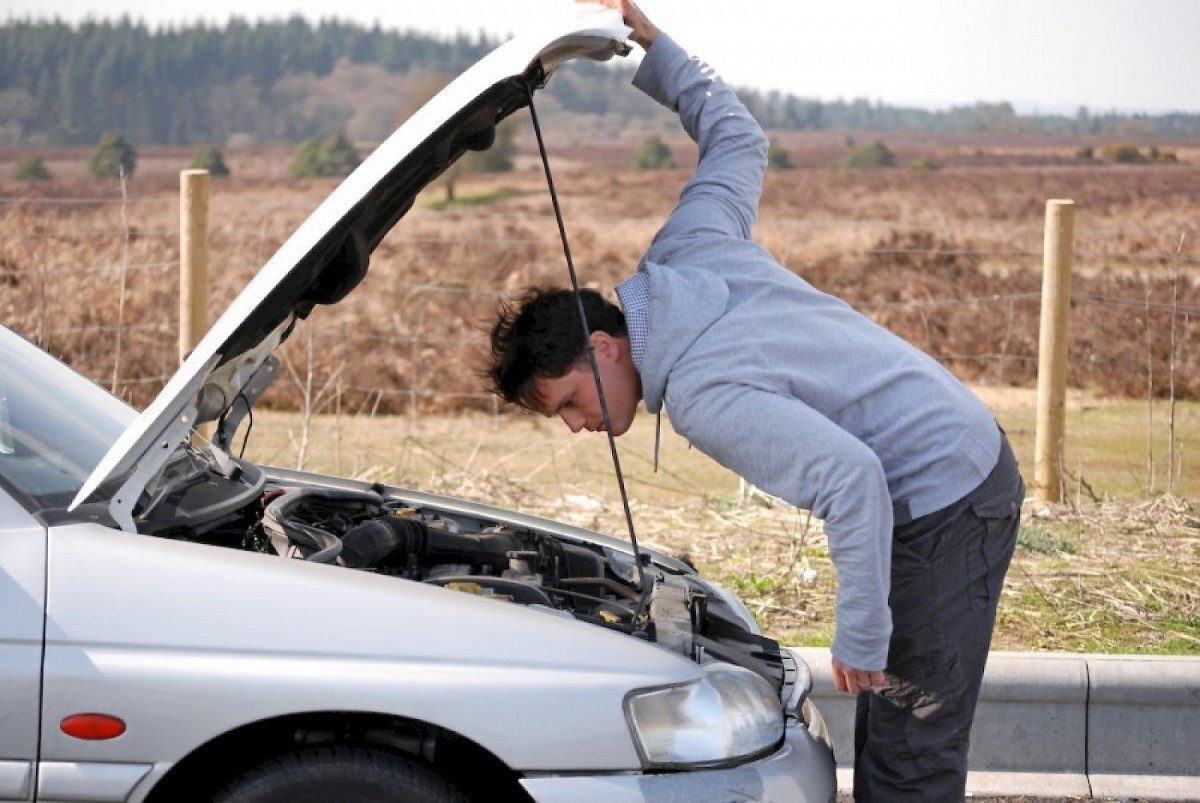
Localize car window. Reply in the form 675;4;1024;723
0;329;134;512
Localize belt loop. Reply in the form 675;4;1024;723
892;498;912;527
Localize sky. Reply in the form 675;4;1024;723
3;0;1199;114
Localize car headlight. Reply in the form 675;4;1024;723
624;663;784;769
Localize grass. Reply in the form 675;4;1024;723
1017;525;1077;555
424;186;528;211
242;388;1200;656
1;150;1196;655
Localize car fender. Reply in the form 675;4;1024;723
42;523;700;773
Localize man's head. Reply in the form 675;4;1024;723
485;286;642;435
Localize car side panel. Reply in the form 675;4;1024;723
41;523;699;775
0;490;44;803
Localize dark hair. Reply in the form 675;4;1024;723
485;286;626;408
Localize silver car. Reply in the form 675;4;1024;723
0;9;836;803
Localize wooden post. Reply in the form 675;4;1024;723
179;169;209;365
1034;199;1075;502
180;169;210;443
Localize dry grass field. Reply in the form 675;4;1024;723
1;131;1197;654
241;389;1200;657
2;133;1197;410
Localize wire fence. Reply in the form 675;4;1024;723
0;189;1196;499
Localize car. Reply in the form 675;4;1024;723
0;8;836;803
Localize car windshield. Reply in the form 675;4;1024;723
0;328;135;512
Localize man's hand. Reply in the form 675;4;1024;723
831;657;887;695
577;0;660;49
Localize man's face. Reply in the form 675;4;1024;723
531;332;641;436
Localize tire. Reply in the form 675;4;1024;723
213;745;466;803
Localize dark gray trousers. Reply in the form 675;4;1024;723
853;433;1024;802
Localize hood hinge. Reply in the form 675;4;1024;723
107;406;198;533
214;355;280;455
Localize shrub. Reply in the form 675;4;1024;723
909;157;939;171
290;130;361;178
1017;525;1076;555
189;143;230;177
767;139;794;169
1100;143;1145;164
633;135;674;169
837;140;895;169
1144;145;1179;163
88;130;136;179
439;118;518;202
1074;146;1094;160
12;155;50;181
471;120;516;173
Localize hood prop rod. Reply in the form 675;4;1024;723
525;86;650;618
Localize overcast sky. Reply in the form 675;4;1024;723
4;0;1198;114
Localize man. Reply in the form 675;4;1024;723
485;1;1024;799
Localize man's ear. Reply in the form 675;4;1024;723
589;330;619;362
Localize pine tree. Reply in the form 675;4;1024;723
189;143;230;177
633;135;674;169
88;130;136;178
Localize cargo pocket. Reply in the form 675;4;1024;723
967;496;1021;612
880;641;970;776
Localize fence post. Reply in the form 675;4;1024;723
180;169;210;443
180;169;209;365
1033;199;1075;503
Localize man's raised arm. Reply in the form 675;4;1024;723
587;0;768;246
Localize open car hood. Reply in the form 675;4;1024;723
70;8;631;527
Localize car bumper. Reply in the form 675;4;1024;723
519;721;836;803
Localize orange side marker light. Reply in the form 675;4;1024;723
61;714;126;740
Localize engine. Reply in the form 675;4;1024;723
243;485;786;693
256;487;663;633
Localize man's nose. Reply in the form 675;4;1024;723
561;410;585;433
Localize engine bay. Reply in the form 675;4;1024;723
187;481;788;694
261;486;651;632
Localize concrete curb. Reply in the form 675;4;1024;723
791;648;1200;801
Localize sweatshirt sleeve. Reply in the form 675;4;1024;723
632;35;768;247
670;380;894;671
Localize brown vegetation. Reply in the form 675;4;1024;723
2;138;1197;657
0;136;1197;415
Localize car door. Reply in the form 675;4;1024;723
0;486;45;802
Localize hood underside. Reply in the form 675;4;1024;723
71;9;632;520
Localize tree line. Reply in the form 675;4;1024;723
2;17;1197;147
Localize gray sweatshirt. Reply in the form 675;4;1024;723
617;35;1001;671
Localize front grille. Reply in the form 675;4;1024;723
777;648;811;720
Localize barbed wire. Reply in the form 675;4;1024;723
2;241;1194;278
16;228;178;239
855;293;1042;310
1073;292;1200;317
340;386;494;401
2;194;1194;417
7;197;1195;260
4;192;1193;229
81;373;174;387
0;197;167;206
39;322;173;338
0;260;178;279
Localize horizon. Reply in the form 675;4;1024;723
1;1;1198;117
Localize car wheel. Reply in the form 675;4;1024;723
213;745;466;803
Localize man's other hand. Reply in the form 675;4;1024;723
577;0;660;49
831;657;887;695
